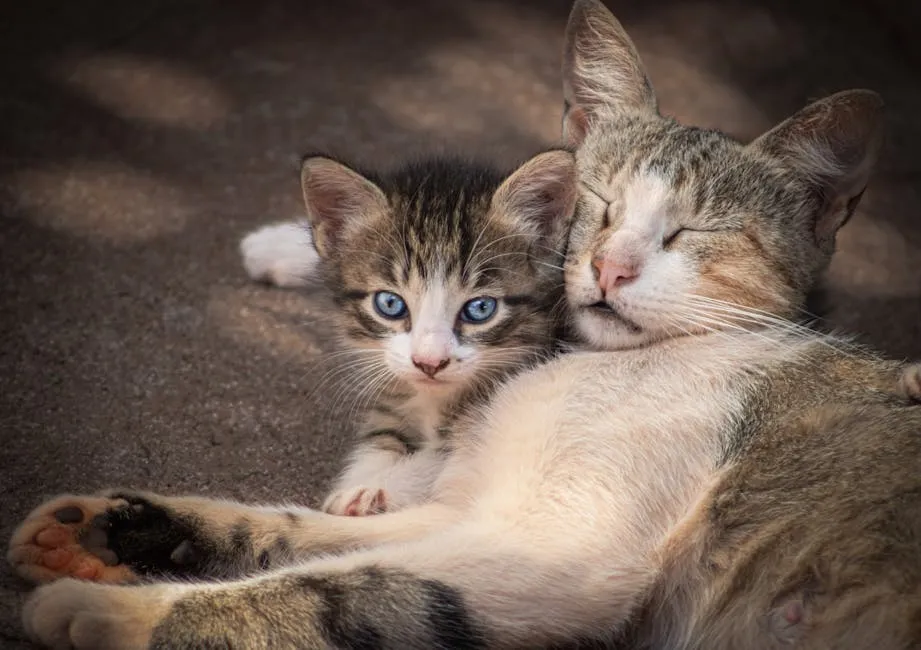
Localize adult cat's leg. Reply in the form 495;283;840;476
8;491;456;584
23;526;651;649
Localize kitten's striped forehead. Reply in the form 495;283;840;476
379;162;528;288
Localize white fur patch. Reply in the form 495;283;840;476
240;221;319;288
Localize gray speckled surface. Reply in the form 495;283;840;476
2;1;920;647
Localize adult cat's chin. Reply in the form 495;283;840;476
574;306;653;351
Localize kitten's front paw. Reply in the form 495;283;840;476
24;579;178;649
323;486;389;516
8;494;139;584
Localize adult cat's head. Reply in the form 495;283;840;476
561;0;884;351
300;152;576;398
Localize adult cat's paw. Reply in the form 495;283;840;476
9;490;207;584
23;579;179;649
323;486;388;516
8;494;139;584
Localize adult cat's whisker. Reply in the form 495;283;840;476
470;267;531;280
535;261;565;272
337;248;396;264
529;242;566;257
463;222;494;276
682;298;859;354
465;232;536;273
671;309;794;347
686;295;824;334
469;251;531;275
362;222;408;266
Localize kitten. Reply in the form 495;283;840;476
10;3;921;650
242;154;572;517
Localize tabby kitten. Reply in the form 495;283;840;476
244;154;572;516
10;3;921;650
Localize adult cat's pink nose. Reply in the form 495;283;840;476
592;256;638;296
412;356;450;378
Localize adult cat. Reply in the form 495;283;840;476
11;1;921;649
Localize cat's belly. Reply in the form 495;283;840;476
436;337;779;561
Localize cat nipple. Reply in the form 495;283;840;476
768;598;806;643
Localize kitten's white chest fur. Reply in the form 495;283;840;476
398;389;452;443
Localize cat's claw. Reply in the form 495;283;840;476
323;487;389;516
7;494;139;584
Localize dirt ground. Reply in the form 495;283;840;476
2;1;920;647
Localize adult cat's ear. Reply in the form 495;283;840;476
491;150;578;251
562;0;657;146
299;156;388;258
749;89;885;247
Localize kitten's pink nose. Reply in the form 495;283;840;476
592;256;639;297
412;356;450;378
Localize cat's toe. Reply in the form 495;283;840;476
24;579;178;649
323;487;389;516
8;494;139;584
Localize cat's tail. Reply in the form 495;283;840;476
239;220;319;288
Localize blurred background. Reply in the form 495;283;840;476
1;1;919;646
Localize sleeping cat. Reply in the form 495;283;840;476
239;154;570;517
240;155;570;517
9;2;921;649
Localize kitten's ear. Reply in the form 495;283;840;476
562;0;657;146
299;156;388;258
491;150;578;250
749;90;885;246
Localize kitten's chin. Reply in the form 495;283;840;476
406;375;463;396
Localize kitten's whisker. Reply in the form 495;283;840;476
309;359;389;404
334;366;392;423
463;222;493;278
323;363;388;409
350;369;399;423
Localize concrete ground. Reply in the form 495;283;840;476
1;1;919;647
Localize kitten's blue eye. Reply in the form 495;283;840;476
373;291;408;319
460;297;498;323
